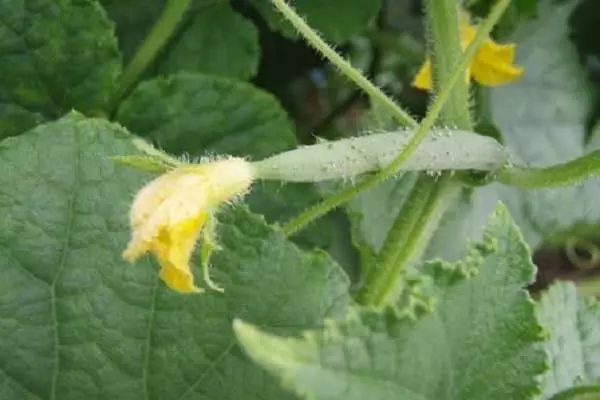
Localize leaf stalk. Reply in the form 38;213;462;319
110;0;192;112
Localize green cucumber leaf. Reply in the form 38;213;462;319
0;0;121;138
102;0;259;79
235;205;547;400
0;113;349;399
158;2;259;79
536;282;600;399
100;0;163;63
117;72;296;158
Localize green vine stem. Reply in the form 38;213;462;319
110;0;192;112
357;174;461;306
269;0;417;128
425;0;473;128
280;0;511;236
497;149;600;188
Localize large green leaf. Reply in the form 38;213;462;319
0;114;350;399
536;282;600;399
101;0;259;79
117;72;296;158
252;0;382;43
0;0;121;138
158;2;259;79
235;205;547;400
117;72;334;249
100;0;163;63
425;184;532;262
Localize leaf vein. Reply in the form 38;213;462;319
49;132;81;400
141;266;160;400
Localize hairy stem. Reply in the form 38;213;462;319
111;0;192;111
497;149;600;188
269;0;417;128
425;0;473;128
357;174;460;306
282;0;510;236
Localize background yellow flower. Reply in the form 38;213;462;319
413;21;523;90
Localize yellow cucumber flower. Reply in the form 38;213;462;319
122;157;255;294
412;19;523;90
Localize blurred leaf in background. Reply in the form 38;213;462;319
0;0;121;139
426;0;600;266
536;282;600;399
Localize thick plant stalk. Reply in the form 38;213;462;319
426;0;473;129
357;174;461;306
497;149;600;188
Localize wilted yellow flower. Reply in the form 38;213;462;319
122;157;255;293
412;20;523;90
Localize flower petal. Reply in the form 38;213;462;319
129;169;183;229
152;212;207;293
481;40;517;64
471;40;523;86
122;232;151;263
123;169;206;262
413;16;523;90
157;213;207;268
412;59;433;90
460;22;477;47
122;157;255;294
159;264;202;293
